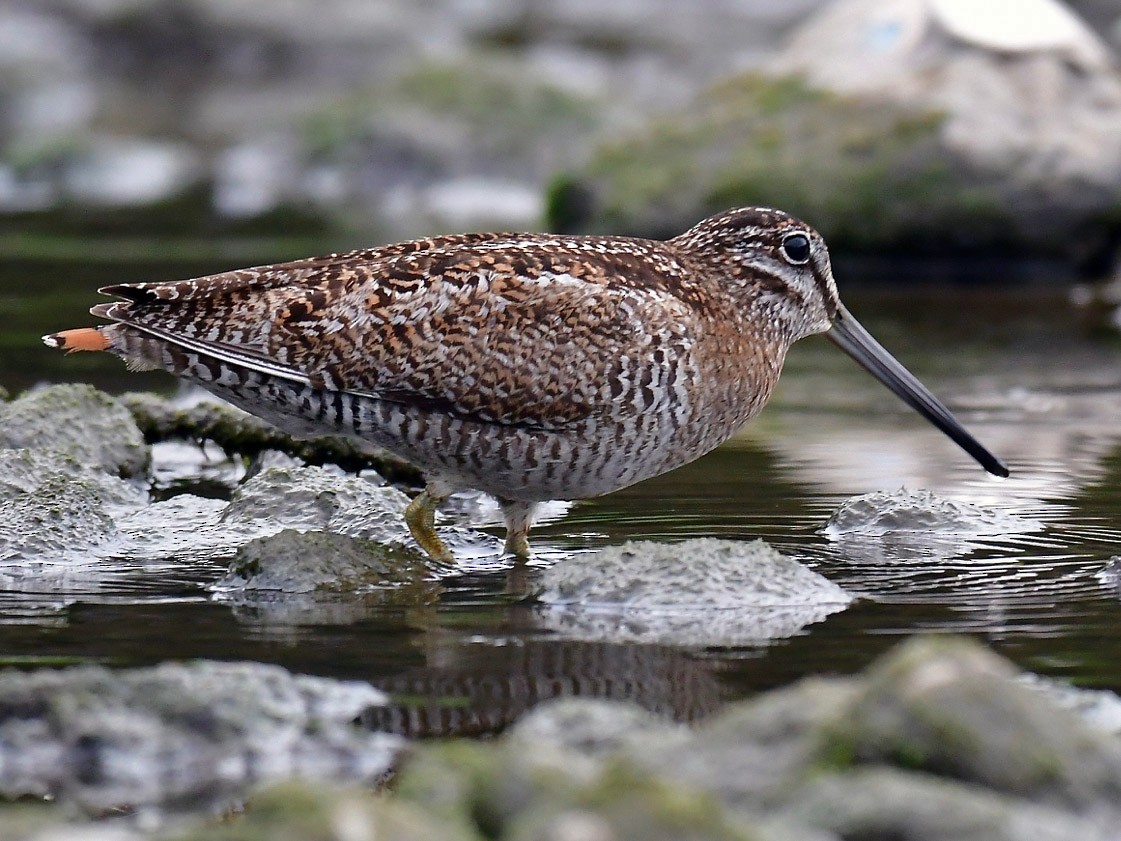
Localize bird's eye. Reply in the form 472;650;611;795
781;233;811;265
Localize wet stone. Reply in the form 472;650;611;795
8;636;1121;840
121;391;421;483
630;675;861;813
221;465;503;565
537;539;852;647
822;488;1038;538
0;660;402;813
0;449;147;563
171;781;463;841
0;384;148;478
508;698;684;760
222;465;413;543
826;636;1121;809
416;636;1121;841
782;768;1117;841
395;740;758;841
215;528;442;599
1020;673;1121;738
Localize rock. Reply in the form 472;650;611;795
0;0;823;228
120;390;421;483
770;0;1121;262
0;449;146;564
8;635;1120;840
0;660;402;813
508;698;683;760
171;781;462;841
215;528;442;601
395;741;760;841
387;636;1121;841
1020;673;1121;737
783;767;1116;841
537;539;852;647
0;385;149;477
822;488;1040;538
631;675;861;812
222;465;503;561
554;0;1121;272
827;636;1121;808
2;803;143;841
222;465;412;540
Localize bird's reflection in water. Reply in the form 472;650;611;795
365;637;731;738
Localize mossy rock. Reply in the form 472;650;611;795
169;781;459;841
0;384;149;478
219;529;441;601
395;739;761;841
818;636;1121;808
549;73;1056;260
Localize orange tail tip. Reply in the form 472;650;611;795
42;328;110;352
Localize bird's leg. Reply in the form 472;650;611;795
498;498;539;561
405;485;453;565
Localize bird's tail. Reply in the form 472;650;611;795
42;328;110;352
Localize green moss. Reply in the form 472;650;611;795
394;740;758;841
554;71;1040;256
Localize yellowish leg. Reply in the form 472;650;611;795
499;499;538;561
504;531;531;560
405;489;453;565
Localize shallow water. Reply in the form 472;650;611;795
2;250;1120;734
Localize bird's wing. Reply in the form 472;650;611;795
96;232;701;429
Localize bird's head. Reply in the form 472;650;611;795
674;207;1008;478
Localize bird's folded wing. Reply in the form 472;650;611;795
96;234;697;430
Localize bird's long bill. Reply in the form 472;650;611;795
825;305;1009;478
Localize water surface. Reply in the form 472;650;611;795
2;248;1119;734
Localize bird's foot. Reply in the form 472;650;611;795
498;497;538;562
405;489;454;566
503;531;531;561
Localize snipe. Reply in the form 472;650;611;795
44;207;1008;562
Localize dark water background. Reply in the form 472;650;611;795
2;242;1120;735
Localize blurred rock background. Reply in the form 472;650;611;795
2;0;1120;272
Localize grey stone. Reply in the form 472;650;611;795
508;698;684;760
0;660;401;813
829;636;1121;808
772;0;1121;190
170;781;465;841
783;768;1119;841
1020;673;1121;737
632;676;861;812
9;635;1119;839
766;0;1121;257
458;637;1121;841
538;539;852;647
395;740;764;841
822;488;1041;538
215;528;442;599
222;465;413;541
222;465;502;561
0;385;149;478
553;1;1121;270
0;449;146;565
